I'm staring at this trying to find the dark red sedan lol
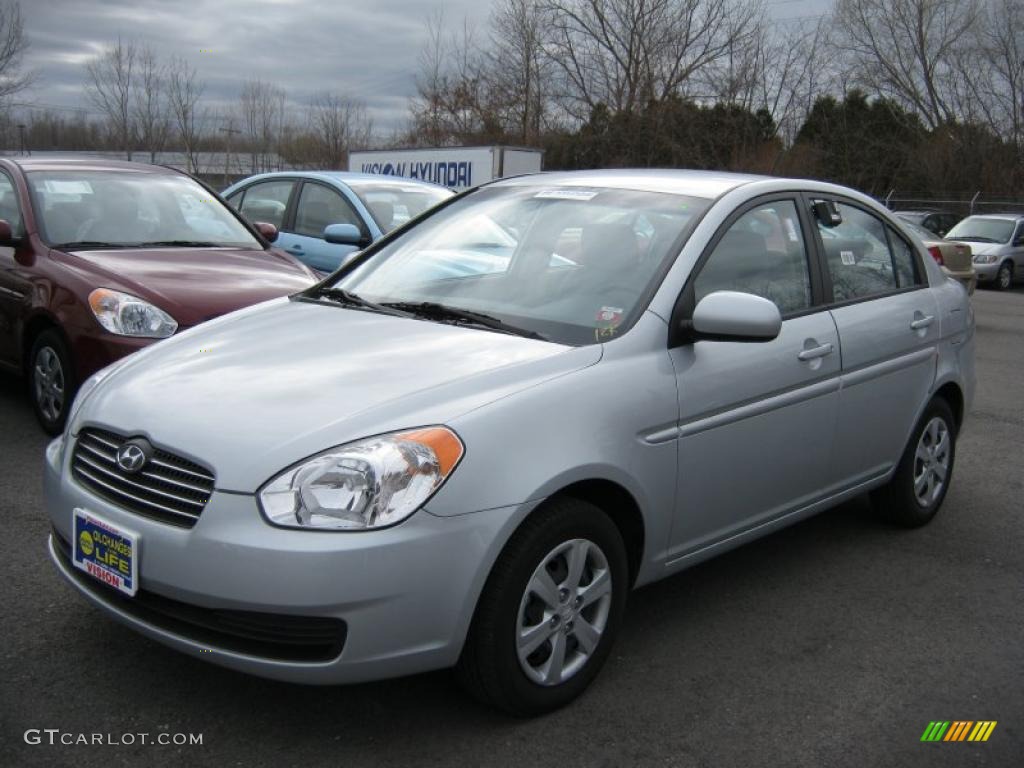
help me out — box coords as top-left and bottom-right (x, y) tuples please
(0, 156), (317, 433)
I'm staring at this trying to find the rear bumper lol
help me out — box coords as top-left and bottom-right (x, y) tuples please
(941, 267), (976, 294)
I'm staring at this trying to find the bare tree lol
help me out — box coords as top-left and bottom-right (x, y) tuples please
(166, 56), (206, 174)
(133, 46), (170, 163)
(834, 0), (983, 130)
(409, 11), (495, 146)
(308, 92), (373, 168)
(85, 38), (137, 158)
(485, 0), (552, 143)
(0, 1), (33, 103)
(238, 78), (286, 172)
(968, 0), (1024, 147)
(715, 15), (837, 146)
(540, 0), (762, 121)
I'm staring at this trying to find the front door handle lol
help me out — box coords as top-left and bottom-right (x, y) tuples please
(910, 314), (934, 330)
(798, 342), (834, 361)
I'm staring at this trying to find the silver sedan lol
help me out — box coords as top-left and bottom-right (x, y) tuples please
(45, 170), (975, 715)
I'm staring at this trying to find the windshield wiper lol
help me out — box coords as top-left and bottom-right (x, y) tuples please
(382, 301), (547, 341)
(135, 240), (224, 248)
(50, 241), (135, 251)
(305, 286), (410, 316)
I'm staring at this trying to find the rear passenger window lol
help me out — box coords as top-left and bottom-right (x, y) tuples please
(818, 203), (898, 302)
(695, 200), (811, 314)
(887, 227), (921, 288)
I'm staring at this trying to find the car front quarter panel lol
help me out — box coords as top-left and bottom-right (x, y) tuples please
(430, 312), (678, 585)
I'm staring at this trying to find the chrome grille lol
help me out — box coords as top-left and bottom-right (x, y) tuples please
(71, 429), (215, 527)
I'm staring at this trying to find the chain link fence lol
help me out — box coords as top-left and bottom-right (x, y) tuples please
(879, 192), (1024, 218)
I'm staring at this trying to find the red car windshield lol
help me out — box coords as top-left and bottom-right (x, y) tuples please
(27, 171), (261, 249)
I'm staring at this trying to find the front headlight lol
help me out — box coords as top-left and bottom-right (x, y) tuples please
(88, 288), (178, 338)
(973, 254), (998, 264)
(259, 427), (464, 530)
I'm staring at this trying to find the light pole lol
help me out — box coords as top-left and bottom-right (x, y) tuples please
(220, 125), (241, 188)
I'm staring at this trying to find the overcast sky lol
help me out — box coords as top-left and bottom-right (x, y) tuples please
(16, 0), (832, 132)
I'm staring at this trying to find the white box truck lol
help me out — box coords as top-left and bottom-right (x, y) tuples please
(348, 146), (543, 191)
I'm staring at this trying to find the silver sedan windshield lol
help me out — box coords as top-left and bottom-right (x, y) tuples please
(334, 185), (710, 345)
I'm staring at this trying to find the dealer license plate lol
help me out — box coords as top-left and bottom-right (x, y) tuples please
(72, 509), (139, 596)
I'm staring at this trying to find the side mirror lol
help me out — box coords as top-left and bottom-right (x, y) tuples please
(323, 223), (364, 246)
(253, 221), (279, 243)
(1014, 236), (1024, 247)
(689, 291), (782, 343)
(0, 219), (14, 244)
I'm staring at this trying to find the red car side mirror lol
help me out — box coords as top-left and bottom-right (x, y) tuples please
(254, 221), (279, 243)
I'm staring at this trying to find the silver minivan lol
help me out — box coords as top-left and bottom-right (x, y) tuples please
(947, 214), (1024, 290)
(45, 170), (975, 715)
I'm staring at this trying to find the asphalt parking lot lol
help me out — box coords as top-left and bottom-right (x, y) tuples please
(1, 288), (1021, 768)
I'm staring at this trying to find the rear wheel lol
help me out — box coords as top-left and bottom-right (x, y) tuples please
(870, 398), (956, 528)
(28, 329), (75, 435)
(457, 497), (629, 716)
(995, 261), (1013, 290)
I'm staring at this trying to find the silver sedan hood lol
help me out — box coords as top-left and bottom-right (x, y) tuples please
(74, 297), (599, 491)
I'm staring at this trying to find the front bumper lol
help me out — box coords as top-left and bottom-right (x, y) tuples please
(44, 437), (530, 684)
(972, 260), (1002, 282)
(68, 326), (156, 383)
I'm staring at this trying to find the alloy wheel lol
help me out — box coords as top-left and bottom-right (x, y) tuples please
(998, 264), (1012, 289)
(33, 345), (65, 424)
(516, 538), (612, 686)
(913, 416), (950, 507)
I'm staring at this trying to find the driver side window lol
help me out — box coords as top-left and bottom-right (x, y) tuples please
(694, 200), (812, 315)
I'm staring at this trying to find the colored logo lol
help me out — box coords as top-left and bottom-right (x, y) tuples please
(116, 440), (151, 474)
(78, 530), (94, 556)
(921, 721), (997, 742)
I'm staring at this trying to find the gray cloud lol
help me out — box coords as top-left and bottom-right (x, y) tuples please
(16, 0), (832, 132)
(17, 0), (494, 130)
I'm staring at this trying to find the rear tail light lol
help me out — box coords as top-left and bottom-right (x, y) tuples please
(927, 246), (944, 265)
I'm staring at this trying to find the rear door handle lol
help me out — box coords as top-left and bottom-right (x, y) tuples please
(798, 342), (834, 361)
(910, 315), (934, 330)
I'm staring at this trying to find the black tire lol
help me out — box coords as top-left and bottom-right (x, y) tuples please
(457, 497), (629, 716)
(870, 398), (956, 528)
(28, 329), (75, 436)
(994, 261), (1013, 291)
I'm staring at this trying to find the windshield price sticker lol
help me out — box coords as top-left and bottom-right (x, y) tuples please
(534, 189), (599, 201)
(43, 180), (93, 194)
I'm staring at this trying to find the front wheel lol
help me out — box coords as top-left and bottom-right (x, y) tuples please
(457, 498), (629, 716)
(995, 261), (1013, 290)
(29, 329), (75, 436)
(871, 398), (956, 527)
